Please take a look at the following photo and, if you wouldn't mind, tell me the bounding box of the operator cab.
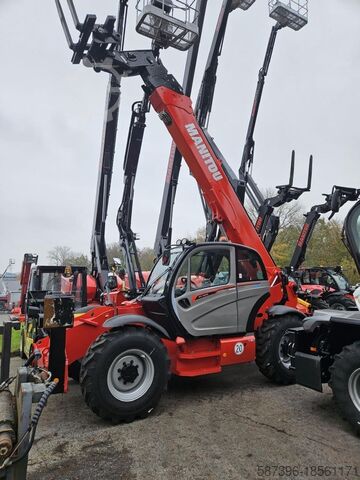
[140,242,270,339]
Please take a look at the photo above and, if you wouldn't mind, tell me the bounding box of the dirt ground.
[1,312,359,480]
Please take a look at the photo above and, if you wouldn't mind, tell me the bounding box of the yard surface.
[1,314,359,480]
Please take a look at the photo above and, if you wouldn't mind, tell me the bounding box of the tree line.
[47,215,359,286]
[47,193,359,285]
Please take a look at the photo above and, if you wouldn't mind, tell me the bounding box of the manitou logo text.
[185,124,223,181]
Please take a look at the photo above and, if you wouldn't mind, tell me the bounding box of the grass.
[0,329,21,354]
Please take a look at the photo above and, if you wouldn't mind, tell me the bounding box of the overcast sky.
[0,0,359,272]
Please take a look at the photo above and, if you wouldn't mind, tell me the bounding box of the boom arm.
[116,96,149,296]
[239,23,282,203]
[87,1,128,293]
[289,186,360,271]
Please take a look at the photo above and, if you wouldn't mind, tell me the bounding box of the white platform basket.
[269,0,308,30]
[136,1,199,51]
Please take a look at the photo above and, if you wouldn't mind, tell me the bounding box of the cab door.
[235,246,270,332]
[171,245,238,336]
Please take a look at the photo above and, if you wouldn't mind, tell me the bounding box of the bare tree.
[48,246,72,265]
[246,188,303,231]
[48,246,90,268]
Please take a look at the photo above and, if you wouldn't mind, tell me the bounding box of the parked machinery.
[289,199,360,434]
[43,0,312,422]
[288,185,360,310]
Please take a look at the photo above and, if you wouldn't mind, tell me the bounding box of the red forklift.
[34,0,314,423]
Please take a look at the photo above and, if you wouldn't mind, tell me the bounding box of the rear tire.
[311,298,329,310]
[256,315,303,385]
[329,341,360,435]
[328,297,356,311]
[80,327,169,423]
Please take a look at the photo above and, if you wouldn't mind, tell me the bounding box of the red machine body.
[32,85,300,391]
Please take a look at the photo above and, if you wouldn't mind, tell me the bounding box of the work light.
[268,0,308,31]
[135,0,200,51]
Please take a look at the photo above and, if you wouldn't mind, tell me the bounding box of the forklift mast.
[89,1,128,294]
[19,254,38,314]
[54,3,296,311]
[289,185,360,271]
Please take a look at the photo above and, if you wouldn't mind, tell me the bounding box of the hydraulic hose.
[0,379,58,471]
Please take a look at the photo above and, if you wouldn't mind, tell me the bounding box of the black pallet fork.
[253,151,313,251]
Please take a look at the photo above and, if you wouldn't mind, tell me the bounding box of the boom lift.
[288,198,360,434]
[155,0,259,254]
[44,0,308,422]
[118,0,208,296]
[87,0,128,297]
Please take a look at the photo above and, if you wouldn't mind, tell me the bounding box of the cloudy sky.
[0,0,359,272]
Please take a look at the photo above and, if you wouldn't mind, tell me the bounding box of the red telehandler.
[289,199,360,433]
[287,185,360,311]
[34,0,309,423]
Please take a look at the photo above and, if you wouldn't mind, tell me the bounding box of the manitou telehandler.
[288,199,360,434]
[35,0,314,423]
[287,185,360,310]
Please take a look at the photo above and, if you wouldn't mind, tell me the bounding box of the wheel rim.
[107,349,154,403]
[331,302,346,311]
[278,332,291,369]
[348,368,360,413]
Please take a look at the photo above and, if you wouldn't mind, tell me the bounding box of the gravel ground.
[1,312,359,480]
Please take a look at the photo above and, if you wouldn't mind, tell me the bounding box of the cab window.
[236,247,266,283]
[189,248,230,291]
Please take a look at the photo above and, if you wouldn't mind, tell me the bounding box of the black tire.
[80,327,169,423]
[328,296,356,311]
[329,341,360,435]
[311,298,330,310]
[68,360,81,382]
[256,315,303,385]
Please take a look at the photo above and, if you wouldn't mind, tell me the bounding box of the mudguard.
[268,305,306,319]
[103,314,170,338]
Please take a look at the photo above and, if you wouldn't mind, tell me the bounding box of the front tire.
[256,315,303,385]
[329,341,360,435]
[80,327,169,423]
